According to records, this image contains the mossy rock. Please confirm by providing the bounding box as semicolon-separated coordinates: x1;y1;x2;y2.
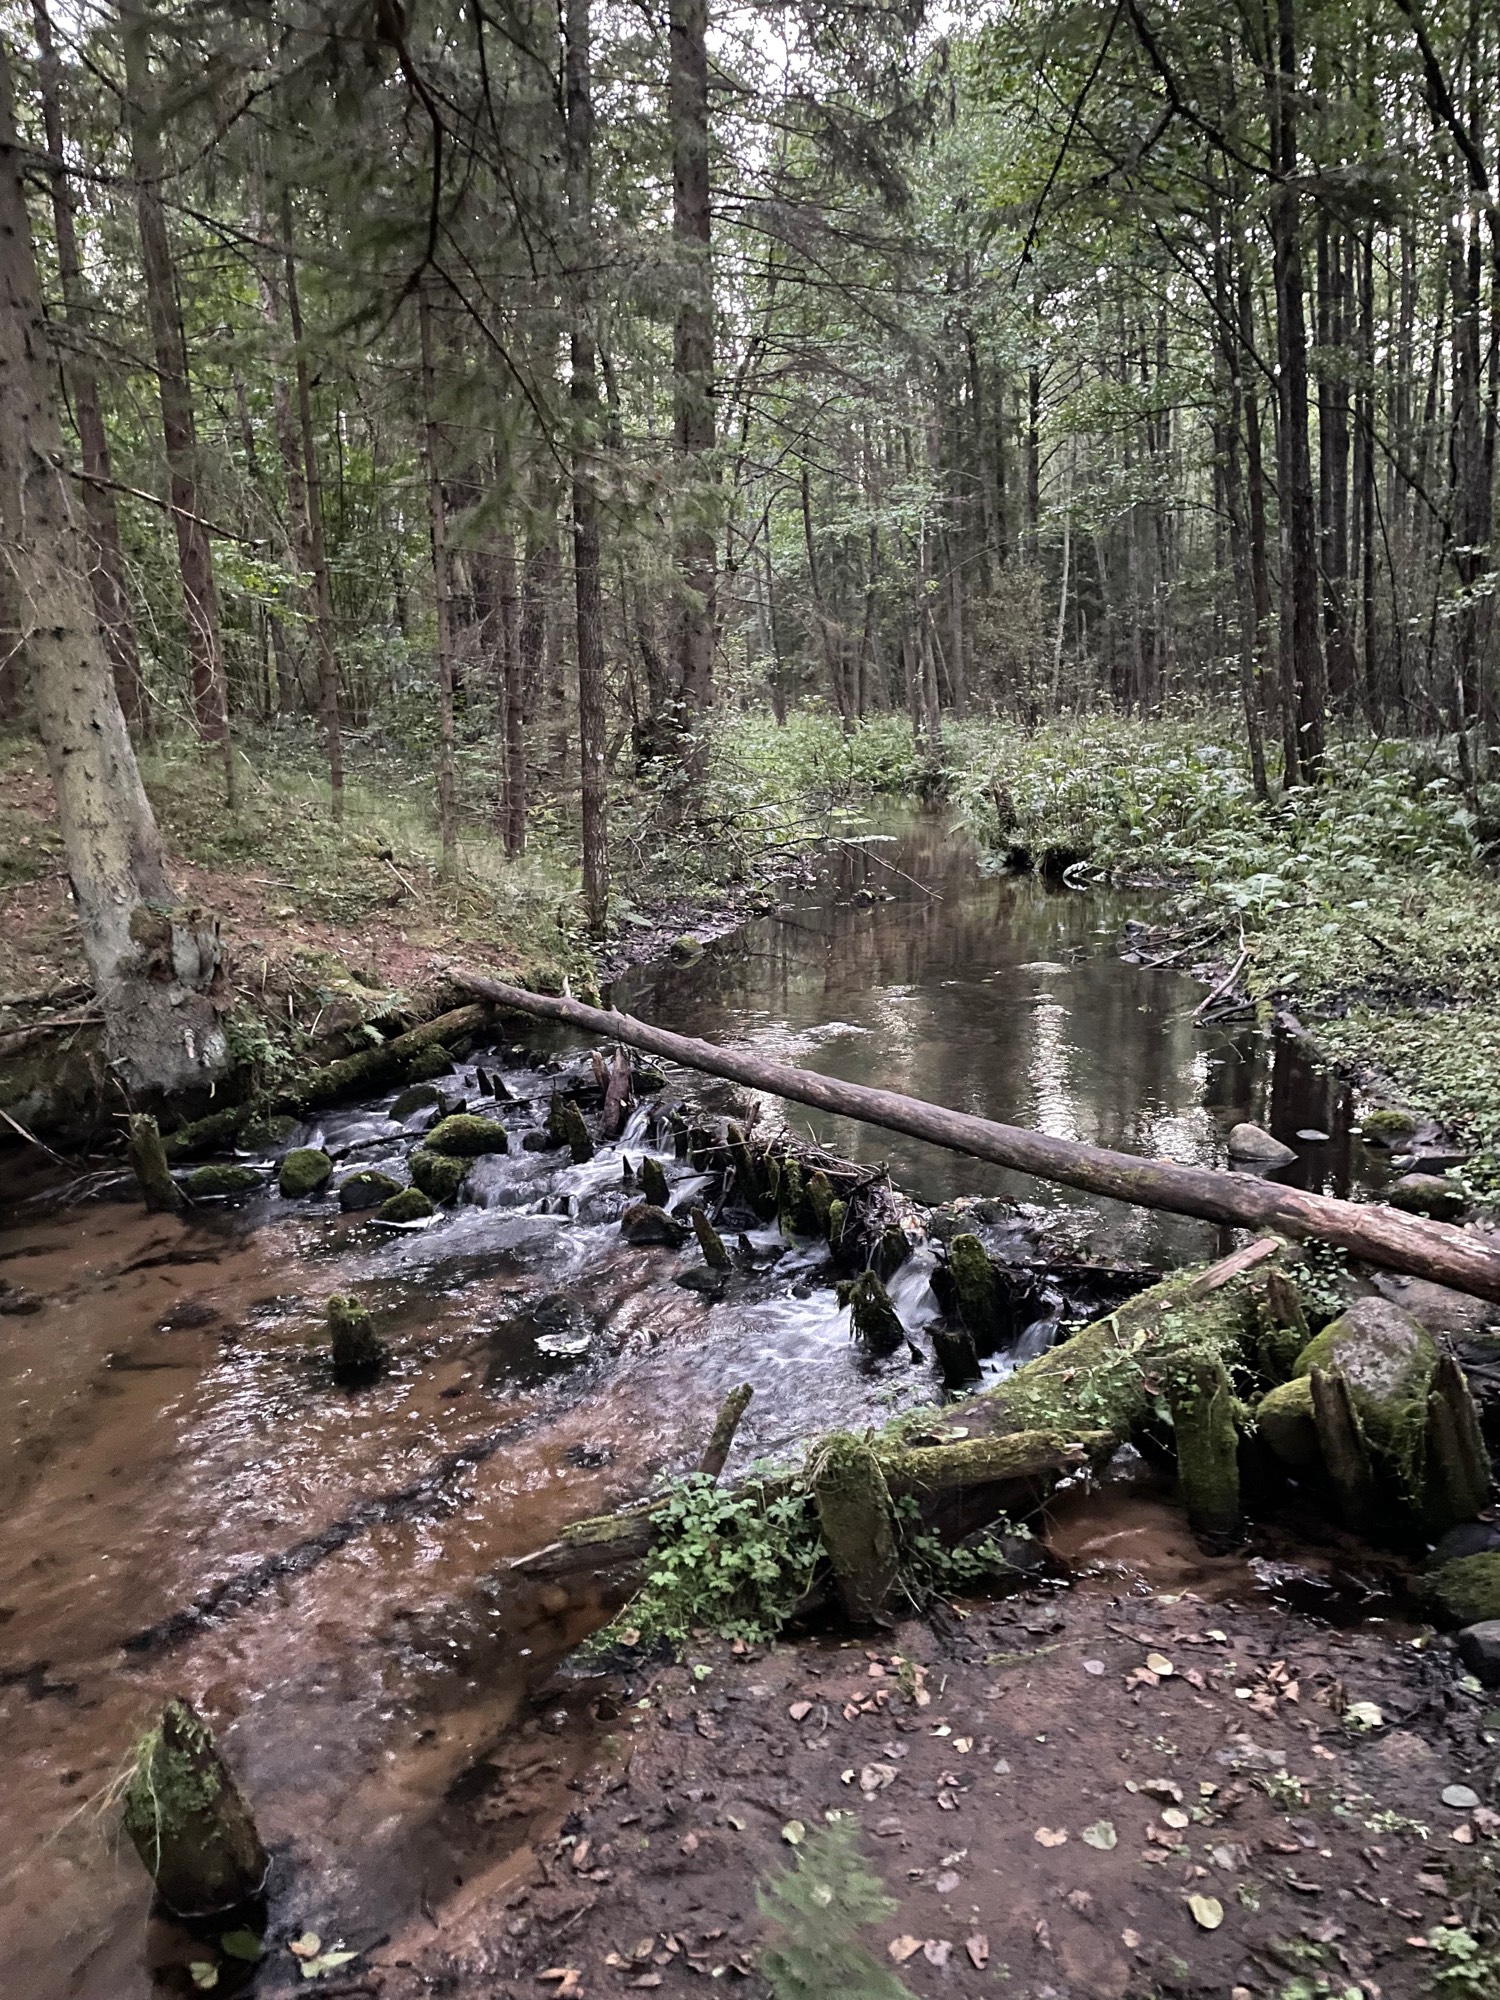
338;1169;405;1212
946;1232;1005;1351
376;1186;435;1224
278;1147;333;1198
1360;1107;1416;1146
239;1112;296;1151
1254;1375;1320;1470
328;1292;387;1384
404;1045;454;1083
620;1201;688;1247
409;1149;470;1203
1425;1553;1500;1627
669;934;705;962
1292;1298;1438;1495
1386;1173;1467;1223
389;1082;445;1121
181;1164;263;1199
426;1113;510;1157
633;1062;667;1093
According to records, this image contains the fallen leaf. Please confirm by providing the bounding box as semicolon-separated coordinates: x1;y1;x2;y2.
1034;1826;1068;1847
1065;1890;1093;1914
289;1935;322;1962
788;1700;813;1722
680;1832;700;1855
301;1952;358;1982
935;1869;960;1894
888;1935;923;1964
1122;1928;1142;1949
188;1967;219;1993
1083;1659;1105;1676
924;1939;952;1967
219;1931;263;1962
1146;1653;1174;1676
1451;1823;1475;1844
781;1821;805;1845
860;1763;898;1795
1140;1777;1184;1804
1082;1820;1118;1851
937;1789;958;1810
1188;1894;1224;1931
954;1736;973;1753
572;1838;592;1870
965;1934;989;1968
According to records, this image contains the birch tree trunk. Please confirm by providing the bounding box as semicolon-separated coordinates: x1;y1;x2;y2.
0;39;225;1096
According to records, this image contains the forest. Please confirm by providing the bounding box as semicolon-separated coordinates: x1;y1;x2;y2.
3;1;1500;1997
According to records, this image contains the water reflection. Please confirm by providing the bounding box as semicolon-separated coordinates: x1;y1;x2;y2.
616;811;1385;1265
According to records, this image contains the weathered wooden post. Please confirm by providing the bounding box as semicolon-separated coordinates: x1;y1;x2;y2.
640;1156;671;1208
124;1697;268;1915
1168;1355;1241;1542
559;1099;595;1163
838;1271;905;1357
127;1113;181;1212
699;1384;753;1479
690;1206;731;1269
328;1294;386;1385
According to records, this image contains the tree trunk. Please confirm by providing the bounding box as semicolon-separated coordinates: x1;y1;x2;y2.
497;525;526;855
119;0;234;802
0;41;226;1096
565;0;609;931
670;0;716;716
32;0;146;734
418;285;459;875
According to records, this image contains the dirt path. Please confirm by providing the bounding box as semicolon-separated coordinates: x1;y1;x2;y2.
244;1493;1499;2000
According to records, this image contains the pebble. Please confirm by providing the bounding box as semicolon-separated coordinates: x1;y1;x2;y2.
1441;1784;1480;1811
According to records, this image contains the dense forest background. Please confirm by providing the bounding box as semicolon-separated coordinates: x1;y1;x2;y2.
1;0;1499;925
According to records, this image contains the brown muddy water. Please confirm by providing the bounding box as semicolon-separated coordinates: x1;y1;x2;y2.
0;812;1386;1996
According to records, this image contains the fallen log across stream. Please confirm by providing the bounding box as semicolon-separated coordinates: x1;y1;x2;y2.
450;969;1500;1305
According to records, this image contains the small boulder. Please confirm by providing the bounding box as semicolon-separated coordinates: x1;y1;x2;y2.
1359;1107;1416;1147
376;1186;435;1224
1254;1375;1321;1470
620;1201;688;1247
669;934;704;962
389;1082;445;1121
520;1131;550;1153
426;1113;510;1158
1386;1173;1467;1223
181;1164;263;1199
409;1149;470;1203
632;1062;667;1093
1456;1620;1500;1687
338;1168;405;1212
1426;1553;1500;1627
1292;1297;1438;1477
1227;1122;1297;1167
278;1147;333;1199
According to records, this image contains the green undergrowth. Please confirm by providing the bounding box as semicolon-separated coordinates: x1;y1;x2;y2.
758;1816;914;2000
942;714;1500;1168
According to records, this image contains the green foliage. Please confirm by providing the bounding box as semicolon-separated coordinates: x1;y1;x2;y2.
757;1817;914;2000
621;1473;822;1648
1422;1926;1500;1995
892;1495;1029;1606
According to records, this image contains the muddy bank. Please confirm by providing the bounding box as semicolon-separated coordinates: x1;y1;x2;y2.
337;1491;1500;2000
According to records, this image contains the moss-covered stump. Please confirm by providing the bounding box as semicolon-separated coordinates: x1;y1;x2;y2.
943;1233;1006;1352
1308;1366;1380;1536
1426;1553;1500;1627
559;1099;595;1164
1251;1268;1309;1380
805;1170;836;1235
376;1186;435;1224
409;1149;470;1203
426;1113;509;1158
639;1156;671;1209
690;1206;732;1270
1423;1353;1493;1528
128;1113;181;1213
839;1271;905;1357
1255;1375;1320;1469
328;1294;386;1385
123;1697;268;1916
727;1123;777;1218
777;1158;807;1234
278;1147;333;1198
620;1202;688;1247
812;1433;898;1623
338;1168;404;1212
1168;1355;1241;1542
182;1164;263;1200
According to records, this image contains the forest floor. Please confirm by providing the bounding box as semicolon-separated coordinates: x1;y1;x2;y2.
344;1489;1499;2000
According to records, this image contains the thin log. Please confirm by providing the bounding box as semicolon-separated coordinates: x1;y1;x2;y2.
448;972;1500;1304
288;1002;491;1110
699;1383;753;1478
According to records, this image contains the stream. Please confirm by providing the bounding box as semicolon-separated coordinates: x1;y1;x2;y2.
0;810;1388;1996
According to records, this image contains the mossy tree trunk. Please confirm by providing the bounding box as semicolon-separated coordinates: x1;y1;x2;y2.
124;1698;267;1916
812;1434;898;1623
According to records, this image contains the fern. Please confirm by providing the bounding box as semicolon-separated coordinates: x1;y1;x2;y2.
757;1818;915;2000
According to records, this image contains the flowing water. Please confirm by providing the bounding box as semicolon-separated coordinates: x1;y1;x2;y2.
0;811;1384;1996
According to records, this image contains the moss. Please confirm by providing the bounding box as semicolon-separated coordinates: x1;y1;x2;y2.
690;1206;731;1269
805;1170;835;1234
669;934;705;961
1386;1173;1467;1222
778;1159;807;1233
1255;1376;1320;1469
376;1186;435;1223
404;1044;454;1083
812;1433;898;1623
1360;1107;1416;1145
338;1168;404;1211
559;1099;594;1163
239;1112;296;1151
122;1697;267;1915
278;1147;333;1198
1426;1553;1500;1627
389;1082;444;1120
328;1293;386;1384
1169;1356;1241;1540
182;1163;263;1199
838;1270;905;1356
426;1112;510;1157
826;1197;847;1249
947;1232;1003;1350
640;1156;671;1208
409;1149;470;1203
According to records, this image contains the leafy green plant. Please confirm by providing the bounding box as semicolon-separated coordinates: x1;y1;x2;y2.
758;1816;915;2000
893;1495;1030;1606
1423;1925;1500;1994
617;1473;821;1647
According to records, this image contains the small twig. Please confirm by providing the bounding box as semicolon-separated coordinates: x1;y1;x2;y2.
0;1103;79;1167
829;834;942;900
384;856;420;900
1193;947;1250;1023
